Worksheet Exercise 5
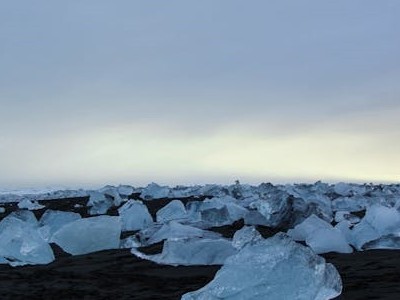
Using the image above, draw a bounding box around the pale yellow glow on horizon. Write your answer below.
[2,123,398,187]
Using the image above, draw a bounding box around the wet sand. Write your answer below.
[0,197,399,299]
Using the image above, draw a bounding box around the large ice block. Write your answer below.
[182,233,342,300]
[156,200,187,223]
[39,209,81,242]
[118,200,153,231]
[87,191,113,215]
[146,221,219,245]
[52,216,121,255]
[0,211,55,266]
[133,238,237,266]
[288,215,352,254]
[350,205,400,250]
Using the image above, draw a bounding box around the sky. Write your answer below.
[1,1,399,189]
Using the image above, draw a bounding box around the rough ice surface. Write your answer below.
[182,233,342,300]
[350,205,400,250]
[118,200,153,231]
[87,191,114,215]
[120,235,141,249]
[288,215,352,254]
[156,200,187,223]
[232,226,262,250]
[133,238,237,266]
[17,199,45,210]
[52,216,121,255]
[363,234,400,250]
[38,210,81,242]
[117,185,134,197]
[140,183,170,199]
[199,197,248,227]
[0,211,55,266]
[145,221,220,245]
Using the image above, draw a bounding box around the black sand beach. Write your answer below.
[0,197,399,299]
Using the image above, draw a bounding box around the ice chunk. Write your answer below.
[118,200,153,231]
[182,233,342,300]
[0,212,54,266]
[333,182,354,196]
[363,234,400,250]
[200,197,248,227]
[120,235,141,249]
[146,221,219,245]
[52,216,121,255]
[87,191,113,215]
[17,199,45,210]
[0,207,5,213]
[232,226,262,250]
[288,214,332,241]
[117,185,134,198]
[288,215,352,254]
[6,210,39,226]
[156,200,187,223]
[350,205,400,250]
[38,210,81,242]
[334,211,360,224]
[140,183,170,199]
[133,238,237,266]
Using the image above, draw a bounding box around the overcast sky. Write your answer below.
[1,1,399,189]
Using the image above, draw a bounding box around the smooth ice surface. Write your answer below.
[288,215,352,254]
[146,221,220,245]
[182,233,342,300]
[39,210,81,242]
[156,200,187,223]
[0,211,54,266]
[52,216,121,255]
[118,200,153,231]
[133,238,237,266]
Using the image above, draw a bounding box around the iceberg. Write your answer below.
[52,216,121,255]
[182,233,342,300]
[118,200,153,231]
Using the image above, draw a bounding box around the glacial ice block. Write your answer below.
[350,205,400,250]
[288,215,352,254]
[87,191,113,215]
[182,233,342,300]
[52,216,121,255]
[133,238,237,266]
[232,226,262,250]
[0,212,55,266]
[156,200,187,223]
[39,209,81,242]
[146,221,220,245]
[118,200,153,231]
